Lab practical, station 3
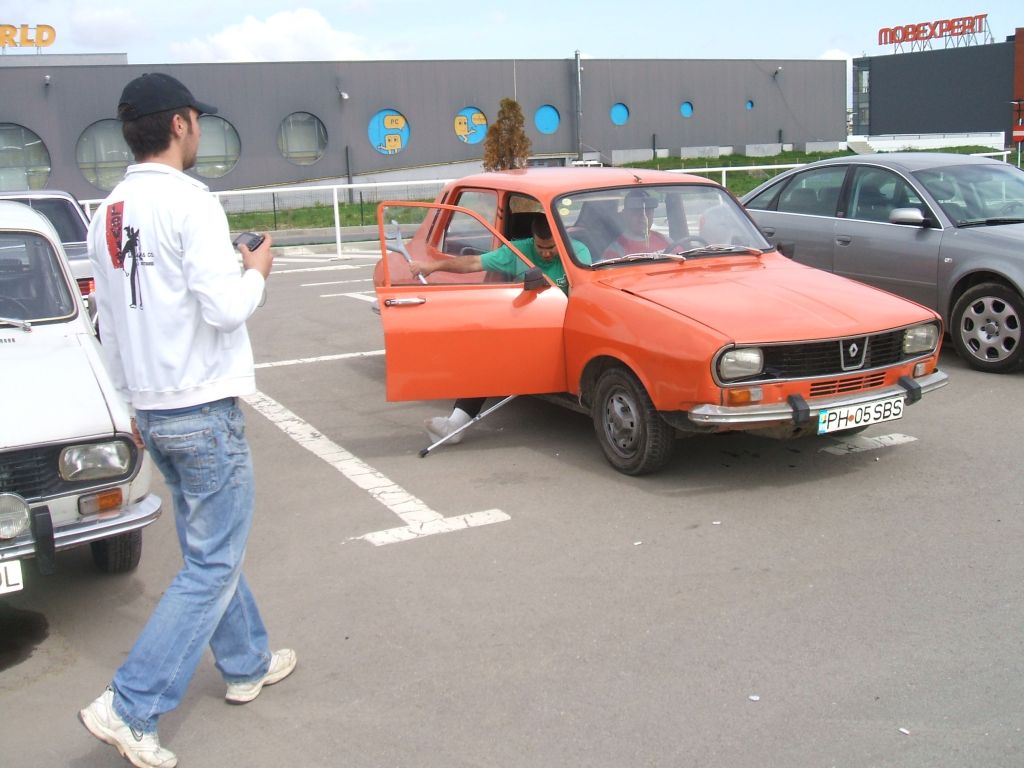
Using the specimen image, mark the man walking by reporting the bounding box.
[79,72,295,768]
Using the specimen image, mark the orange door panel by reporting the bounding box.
[377,284,568,401]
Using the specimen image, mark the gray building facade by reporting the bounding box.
[1,56,845,200]
[852,28,1023,138]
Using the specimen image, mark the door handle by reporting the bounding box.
[383,297,427,306]
[835,235,852,246]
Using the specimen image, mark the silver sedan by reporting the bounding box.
[742,152,1024,373]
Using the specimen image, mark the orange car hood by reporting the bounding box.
[594,258,931,342]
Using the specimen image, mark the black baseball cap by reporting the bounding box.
[118,72,218,121]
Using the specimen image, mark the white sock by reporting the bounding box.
[449,408,472,429]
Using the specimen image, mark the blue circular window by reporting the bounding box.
[453,107,487,145]
[745,100,755,111]
[610,103,630,126]
[534,104,560,135]
[680,101,694,118]
[368,109,409,155]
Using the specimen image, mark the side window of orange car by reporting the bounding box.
[441,189,498,256]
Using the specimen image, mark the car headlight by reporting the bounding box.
[719,347,764,381]
[0,493,31,539]
[903,323,939,355]
[59,440,133,482]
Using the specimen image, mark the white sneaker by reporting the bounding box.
[424,415,465,445]
[79,688,177,768]
[225,648,297,704]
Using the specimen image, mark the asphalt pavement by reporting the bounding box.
[2,241,1022,767]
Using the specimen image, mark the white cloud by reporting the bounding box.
[67,6,153,50]
[168,9,389,62]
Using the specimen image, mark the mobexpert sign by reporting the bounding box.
[0,24,56,49]
[878,14,987,46]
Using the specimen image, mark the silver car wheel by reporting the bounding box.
[952,282,1024,373]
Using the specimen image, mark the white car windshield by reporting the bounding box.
[554,184,771,266]
[0,232,76,324]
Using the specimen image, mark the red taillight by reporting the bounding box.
[77,278,95,297]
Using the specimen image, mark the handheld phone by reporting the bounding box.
[232,232,265,251]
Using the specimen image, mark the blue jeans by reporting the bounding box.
[112,397,271,733]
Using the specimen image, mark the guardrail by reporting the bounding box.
[80,150,1016,259]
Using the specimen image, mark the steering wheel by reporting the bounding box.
[998,200,1024,216]
[665,235,708,254]
[0,296,31,316]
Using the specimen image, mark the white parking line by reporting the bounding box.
[324,291,377,302]
[302,278,373,287]
[255,349,384,369]
[820,433,918,455]
[242,390,510,546]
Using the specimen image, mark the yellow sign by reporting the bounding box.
[0,24,56,48]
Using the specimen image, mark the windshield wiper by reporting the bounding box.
[676,244,764,258]
[958,217,1024,228]
[0,316,32,331]
[594,252,686,267]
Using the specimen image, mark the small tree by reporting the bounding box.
[482,97,531,171]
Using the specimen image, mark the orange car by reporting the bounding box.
[374,168,948,474]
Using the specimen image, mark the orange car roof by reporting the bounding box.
[442,167,716,201]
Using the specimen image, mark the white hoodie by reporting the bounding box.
[87,163,266,410]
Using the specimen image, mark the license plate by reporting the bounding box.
[817,394,905,434]
[0,560,24,595]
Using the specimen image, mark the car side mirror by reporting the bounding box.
[889,207,927,227]
[523,267,549,291]
[776,241,796,258]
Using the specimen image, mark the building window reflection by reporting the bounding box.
[0,123,51,191]
[278,112,328,166]
[195,115,240,178]
[76,119,131,192]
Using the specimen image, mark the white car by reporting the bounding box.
[0,201,161,596]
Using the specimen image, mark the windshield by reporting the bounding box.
[913,163,1024,226]
[0,231,77,323]
[554,184,770,266]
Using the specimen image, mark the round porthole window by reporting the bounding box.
[368,109,410,155]
[610,103,630,126]
[453,107,487,145]
[680,101,695,118]
[534,104,560,135]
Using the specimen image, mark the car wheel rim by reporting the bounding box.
[960,295,1021,362]
[603,387,640,457]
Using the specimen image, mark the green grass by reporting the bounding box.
[226,146,1007,231]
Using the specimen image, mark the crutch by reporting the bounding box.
[386,219,428,284]
[419,395,518,457]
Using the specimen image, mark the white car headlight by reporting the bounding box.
[903,323,939,355]
[0,493,30,539]
[719,347,764,381]
[59,441,132,482]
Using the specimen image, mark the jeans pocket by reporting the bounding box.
[149,426,219,495]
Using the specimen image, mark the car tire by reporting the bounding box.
[950,283,1024,373]
[592,367,675,475]
[90,530,143,574]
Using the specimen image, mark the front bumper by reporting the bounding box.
[687,370,949,427]
[0,493,162,562]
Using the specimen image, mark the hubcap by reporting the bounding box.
[961,296,1020,362]
[604,388,639,456]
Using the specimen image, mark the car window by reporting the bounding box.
[553,184,768,265]
[915,163,1024,225]
[440,189,497,256]
[0,231,76,322]
[775,167,846,216]
[847,167,923,223]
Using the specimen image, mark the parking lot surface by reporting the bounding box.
[2,242,1022,767]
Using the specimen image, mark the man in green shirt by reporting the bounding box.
[408,215,590,445]
[408,215,590,292]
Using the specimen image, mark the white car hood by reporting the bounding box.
[0,332,116,450]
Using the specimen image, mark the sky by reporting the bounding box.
[2,1,1020,68]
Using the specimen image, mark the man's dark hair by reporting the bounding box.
[119,106,192,160]
[531,216,552,240]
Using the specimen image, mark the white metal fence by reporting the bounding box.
[81,150,1015,260]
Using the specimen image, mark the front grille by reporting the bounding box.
[0,446,63,500]
[758,330,905,380]
[809,372,887,397]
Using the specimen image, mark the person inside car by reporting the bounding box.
[599,189,669,261]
